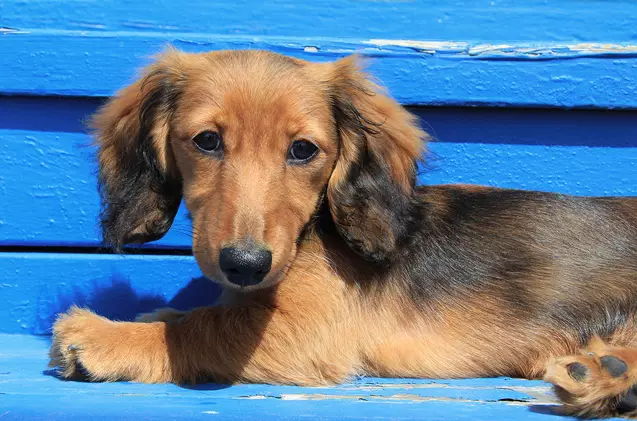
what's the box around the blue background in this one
[0,1,635,419]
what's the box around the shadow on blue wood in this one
[49,276,220,326]
[0,253,206,334]
[0,96,96,134]
[4,96,637,147]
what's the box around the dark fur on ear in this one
[91,51,185,250]
[325,56,428,262]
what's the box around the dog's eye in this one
[287,140,318,163]
[193,131,223,153]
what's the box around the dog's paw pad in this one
[617,385,637,414]
[601,355,628,378]
[567,362,589,381]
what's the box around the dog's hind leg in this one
[545,325,637,418]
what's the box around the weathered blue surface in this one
[2,333,613,421]
[3,0,637,107]
[3,31,637,108]
[4,0,637,41]
[1,1,637,419]
[2,98,636,247]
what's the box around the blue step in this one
[1,333,608,421]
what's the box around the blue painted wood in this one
[1,1,636,419]
[1,333,611,421]
[3,31,637,108]
[0,253,208,334]
[3,0,637,43]
[2,97,636,247]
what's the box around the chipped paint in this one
[570,43,637,53]
[364,39,467,53]
[225,381,558,406]
[234,391,557,407]
[366,39,637,59]
[338,382,553,396]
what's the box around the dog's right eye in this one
[193,131,223,154]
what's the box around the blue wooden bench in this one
[1,1,636,419]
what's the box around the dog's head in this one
[93,49,427,291]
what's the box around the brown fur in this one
[49,49,637,418]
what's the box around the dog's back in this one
[409,186,637,345]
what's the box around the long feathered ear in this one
[91,50,185,250]
[325,56,428,262]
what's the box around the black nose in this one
[219,246,272,287]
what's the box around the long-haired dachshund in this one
[49,49,637,418]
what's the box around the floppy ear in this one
[91,51,185,250]
[324,56,428,262]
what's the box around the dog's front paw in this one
[49,307,120,381]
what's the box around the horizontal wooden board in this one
[0,253,206,334]
[2,97,636,247]
[0,333,573,420]
[3,0,637,43]
[2,31,637,108]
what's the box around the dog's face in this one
[171,52,339,290]
[94,49,426,291]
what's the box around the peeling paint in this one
[122,21,180,31]
[570,43,637,53]
[233,391,557,406]
[276,392,475,403]
[365,39,637,59]
[365,39,467,53]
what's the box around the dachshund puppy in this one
[49,49,637,418]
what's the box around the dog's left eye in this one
[287,140,318,163]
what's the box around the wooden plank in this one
[1,98,636,247]
[2,31,637,108]
[0,253,207,334]
[0,333,587,421]
[3,0,637,43]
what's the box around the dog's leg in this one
[545,337,637,418]
[49,300,354,385]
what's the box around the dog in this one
[49,49,637,418]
